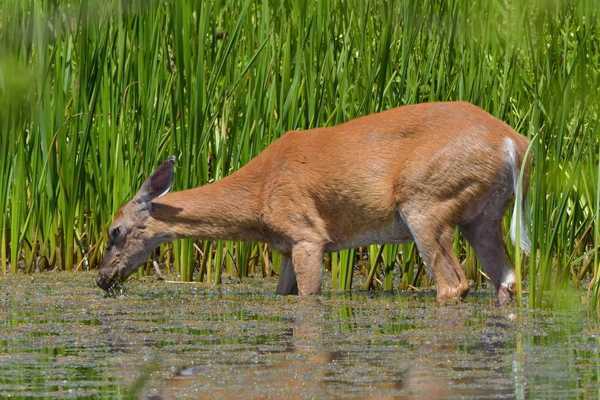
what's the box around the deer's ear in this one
[135,156,176,203]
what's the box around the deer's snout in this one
[96,262,121,292]
[96,270,116,292]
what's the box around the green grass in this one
[0,0,598,310]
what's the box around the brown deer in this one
[96,101,531,304]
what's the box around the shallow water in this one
[0,273,598,399]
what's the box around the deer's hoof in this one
[496,284,514,307]
[436,282,469,304]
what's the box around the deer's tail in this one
[505,137,531,254]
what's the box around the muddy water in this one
[0,273,598,399]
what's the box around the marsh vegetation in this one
[0,0,598,309]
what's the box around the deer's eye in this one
[109,226,122,244]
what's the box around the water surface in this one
[1,273,598,399]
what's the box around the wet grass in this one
[0,0,598,310]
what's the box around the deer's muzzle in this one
[96,269,120,293]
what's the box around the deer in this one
[96,101,531,305]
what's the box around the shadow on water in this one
[0,273,598,399]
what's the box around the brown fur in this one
[96,101,530,304]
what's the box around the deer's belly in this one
[324,213,413,252]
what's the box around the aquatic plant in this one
[0,0,598,309]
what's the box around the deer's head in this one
[96,157,175,293]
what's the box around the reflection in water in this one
[152,299,513,399]
[0,273,597,399]
[152,298,443,400]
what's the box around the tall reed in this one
[0,0,597,309]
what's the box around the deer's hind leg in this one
[459,178,516,305]
[401,209,469,304]
[460,215,515,306]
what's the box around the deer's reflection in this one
[150,298,515,399]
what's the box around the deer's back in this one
[247,102,528,247]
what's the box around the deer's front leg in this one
[291,242,324,296]
[276,254,298,295]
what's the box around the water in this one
[0,273,598,399]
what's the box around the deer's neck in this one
[149,173,263,242]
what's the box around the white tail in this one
[506,138,531,254]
